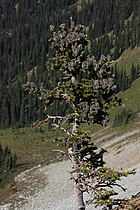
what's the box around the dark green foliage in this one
[0,144,17,187]
[0,0,70,128]
[87,0,140,58]
[112,64,140,93]
[0,0,140,128]
[130,63,140,84]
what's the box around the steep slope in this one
[0,0,140,128]
[115,48,140,73]
[1,119,140,209]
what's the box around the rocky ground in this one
[0,128,140,210]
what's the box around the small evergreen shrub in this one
[0,144,17,187]
[113,108,135,127]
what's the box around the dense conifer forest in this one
[0,0,140,128]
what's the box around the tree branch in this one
[52,149,66,159]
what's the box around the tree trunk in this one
[70,120,85,210]
[74,189,85,210]
[72,155,85,210]
[70,76,85,210]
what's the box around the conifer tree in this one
[24,19,134,210]
[0,144,17,186]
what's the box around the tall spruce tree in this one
[24,20,135,210]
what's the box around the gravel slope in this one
[0,130,140,210]
[19,162,140,210]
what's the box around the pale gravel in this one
[18,162,140,210]
[0,130,140,210]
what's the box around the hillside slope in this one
[0,0,140,128]
[1,119,140,209]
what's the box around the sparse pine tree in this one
[24,20,135,210]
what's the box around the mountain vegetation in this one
[0,0,140,128]
[24,18,137,210]
[0,143,17,187]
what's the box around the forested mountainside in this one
[0,0,140,128]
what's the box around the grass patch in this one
[0,125,65,202]
[111,48,140,124]
[115,47,140,75]
[0,126,63,163]
[111,77,140,124]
